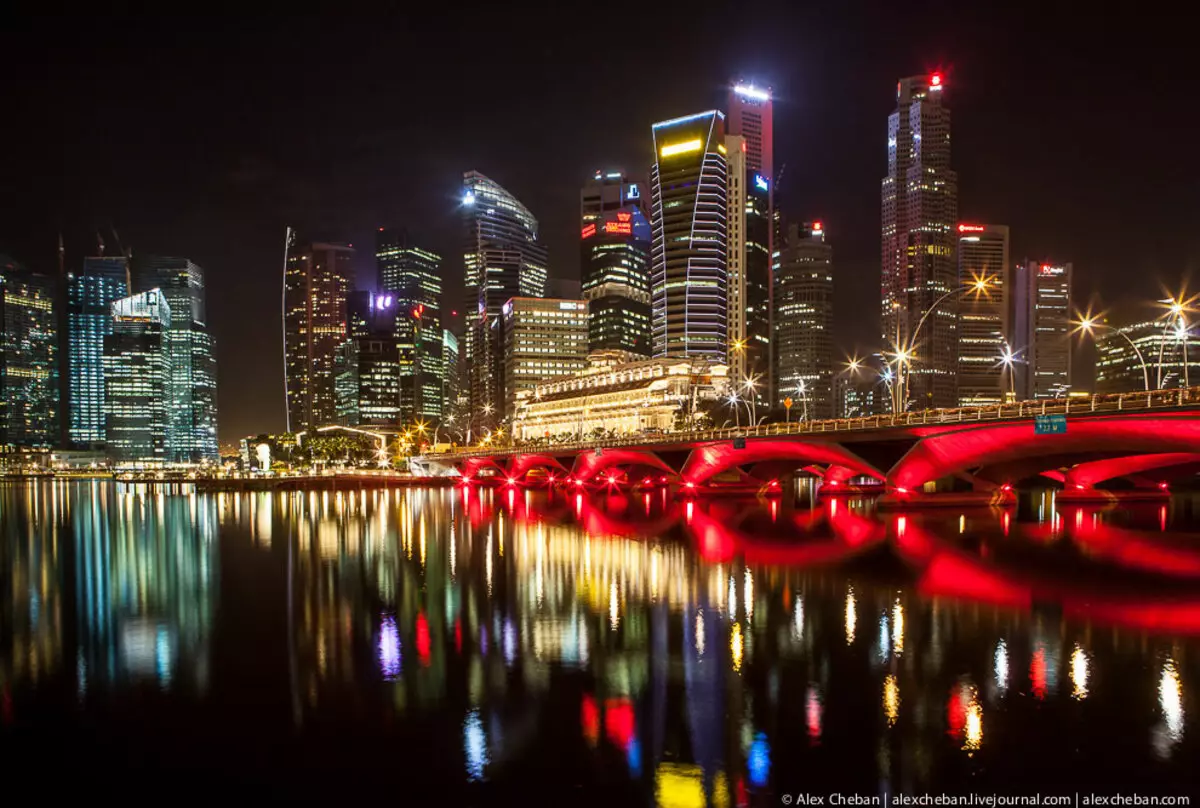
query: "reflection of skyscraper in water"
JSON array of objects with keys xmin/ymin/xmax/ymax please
[
  {"xmin": 73, "ymin": 484, "xmax": 217, "ymax": 693},
  {"xmin": 0, "ymin": 483, "xmax": 66, "ymax": 688}
]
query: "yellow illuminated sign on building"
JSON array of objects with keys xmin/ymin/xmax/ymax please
[{"xmin": 660, "ymin": 139, "xmax": 702, "ymax": 158}]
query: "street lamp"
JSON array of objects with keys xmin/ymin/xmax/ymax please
[
  {"xmin": 1073, "ymin": 310, "xmax": 1151, "ymax": 392},
  {"xmin": 795, "ymin": 380, "xmax": 809, "ymax": 422},
  {"xmin": 888, "ymin": 276, "xmax": 997, "ymax": 412},
  {"xmin": 997, "ymin": 343, "xmax": 1020, "ymax": 401}
]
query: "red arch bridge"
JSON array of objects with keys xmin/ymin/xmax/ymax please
[{"xmin": 411, "ymin": 388, "xmax": 1200, "ymax": 504}]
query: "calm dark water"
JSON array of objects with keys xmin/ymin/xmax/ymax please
[{"xmin": 1, "ymin": 481, "xmax": 1197, "ymax": 804}]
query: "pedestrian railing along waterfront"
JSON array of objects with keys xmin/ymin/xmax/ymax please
[{"xmin": 439, "ymin": 386, "xmax": 1200, "ymax": 461}]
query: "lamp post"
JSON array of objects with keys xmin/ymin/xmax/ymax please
[
  {"xmin": 997, "ymin": 343, "xmax": 1019, "ymax": 402},
  {"xmin": 1074, "ymin": 313, "xmax": 1151, "ymax": 392},
  {"xmin": 888, "ymin": 276, "xmax": 995, "ymax": 412}
]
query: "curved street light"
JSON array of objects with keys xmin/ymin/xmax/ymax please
[{"xmin": 1073, "ymin": 312, "xmax": 1150, "ymax": 392}]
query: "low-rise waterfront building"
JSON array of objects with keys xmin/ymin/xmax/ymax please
[{"xmin": 513, "ymin": 355, "xmax": 730, "ymax": 441}]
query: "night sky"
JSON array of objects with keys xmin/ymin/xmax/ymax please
[{"xmin": 2, "ymin": 6, "xmax": 1197, "ymax": 443}]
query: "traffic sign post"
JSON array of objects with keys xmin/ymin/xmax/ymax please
[{"xmin": 1034, "ymin": 414, "xmax": 1067, "ymax": 435}]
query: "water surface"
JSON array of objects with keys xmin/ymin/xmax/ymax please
[{"xmin": 1, "ymin": 482, "xmax": 1196, "ymax": 803}]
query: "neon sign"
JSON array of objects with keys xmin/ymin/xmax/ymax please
[
  {"xmin": 604, "ymin": 221, "xmax": 632, "ymax": 235},
  {"xmin": 660, "ymin": 139, "xmax": 702, "ymax": 158},
  {"xmin": 581, "ymin": 223, "xmax": 596, "ymax": 239},
  {"xmin": 958, "ymin": 224, "xmax": 985, "ymax": 233},
  {"xmin": 754, "ymin": 174, "xmax": 769, "ymax": 192},
  {"xmin": 625, "ymin": 183, "xmax": 640, "ymax": 200}
]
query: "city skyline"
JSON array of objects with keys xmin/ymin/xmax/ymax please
[{"xmin": 2, "ymin": 10, "xmax": 1198, "ymax": 441}]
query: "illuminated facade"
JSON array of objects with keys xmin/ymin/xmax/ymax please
[
  {"xmin": 336, "ymin": 291, "xmax": 404, "ymax": 426},
  {"xmin": 501, "ymin": 298, "xmax": 589, "ymax": 420},
  {"xmin": 284, "ymin": 239, "xmax": 353, "ymax": 432},
  {"xmin": 581, "ymin": 171, "xmax": 651, "ymax": 356},
  {"xmin": 442, "ymin": 329, "xmax": 459, "ymax": 415},
  {"xmin": 68, "ymin": 255, "xmax": 129, "ymax": 445},
  {"xmin": 1094, "ymin": 315, "xmax": 1200, "ymax": 393},
  {"xmin": 103, "ymin": 289, "xmax": 172, "ymax": 464},
  {"xmin": 881, "ymin": 74, "xmax": 959, "ymax": 409},
  {"xmin": 134, "ymin": 256, "xmax": 218, "ymax": 462},
  {"xmin": 650, "ymin": 110, "xmax": 728, "ymax": 359},
  {"xmin": 727, "ymin": 82, "xmax": 774, "ymax": 402},
  {"xmin": 956, "ymin": 225, "xmax": 1011, "ymax": 406},
  {"xmin": 462, "ymin": 171, "xmax": 548, "ymax": 426},
  {"xmin": 513, "ymin": 356, "xmax": 730, "ymax": 440},
  {"xmin": 377, "ymin": 229, "xmax": 444, "ymax": 420},
  {"xmin": 773, "ymin": 222, "xmax": 833, "ymax": 420},
  {"xmin": 0, "ymin": 255, "xmax": 59, "ymax": 448},
  {"xmin": 1014, "ymin": 261, "xmax": 1072, "ymax": 399}
]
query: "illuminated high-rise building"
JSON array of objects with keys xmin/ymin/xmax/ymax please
[
  {"xmin": 283, "ymin": 236, "xmax": 353, "ymax": 432},
  {"xmin": 725, "ymin": 133, "xmax": 772, "ymax": 402},
  {"xmin": 442, "ymin": 329, "xmax": 460, "ymax": 418},
  {"xmin": 773, "ymin": 222, "xmax": 833, "ymax": 420},
  {"xmin": 727, "ymin": 82, "xmax": 773, "ymax": 180},
  {"xmin": 881, "ymin": 73, "xmax": 959, "ymax": 410},
  {"xmin": 462, "ymin": 172, "xmax": 548, "ymax": 426},
  {"xmin": 955, "ymin": 225, "xmax": 1011, "ymax": 406},
  {"xmin": 376, "ymin": 229, "xmax": 444, "ymax": 421},
  {"xmin": 580, "ymin": 170, "xmax": 651, "ymax": 356},
  {"xmin": 68, "ymin": 255, "xmax": 129, "ymax": 445},
  {"xmin": 104, "ymin": 289, "xmax": 172, "ymax": 464},
  {"xmin": 500, "ymin": 298, "xmax": 589, "ymax": 420},
  {"xmin": 1014, "ymin": 261, "xmax": 1072, "ymax": 399},
  {"xmin": 134, "ymin": 256, "xmax": 218, "ymax": 462},
  {"xmin": 650, "ymin": 111, "xmax": 728, "ymax": 359},
  {"xmin": 0, "ymin": 255, "xmax": 59, "ymax": 448},
  {"xmin": 335, "ymin": 291, "xmax": 404, "ymax": 426},
  {"xmin": 728, "ymin": 82, "xmax": 775, "ymax": 398},
  {"xmin": 1095, "ymin": 313, "xmax": 1200, "ymax": 393}
]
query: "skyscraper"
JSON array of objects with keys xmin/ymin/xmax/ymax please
[
  {"xmin": 134, "ymin": 256, "xmax": 218, "ymax": 462},
  {"xmin": 376, "ymin": 229, "xmax": 444, "ymax": 421},
  {"xmin": 335, "ymin": 291, "xmax": 404, "ymax": 426},
  {"xmin": 728, "ymin": 81, "xmax": 775, "ymax": 401},
  {"xmin": 1014, "ymin": 261, "xmax": 1072, "ymax": 399},
  {"xmin": 68, "ymin": 255, "xmax": 129, "ymax": 445},
  {"xmin": 0, "ymin": 256, "xmax": 59, "ymax": 448},
  {"xmin": 881, "ymin": 73, "xmax": 959, "ymax": 410},
  {"xmin": 442, "ymin": 329, "xmax": 460, "ymax": 420},
  {"xmin": 500, "ymin": 298, "xmax": 589, "ymax": 420},
  {"xmin": 650, "ymin": 110, "xmax": 728, "ymax": 359},
  {"xmin": 104, "ymin": 289, "xmax": 172, "ymax": 464},
  {"xmin": 283, "ymin": 238, "xmax": 353, "ymax": 432},
  {"xmin": 725, "ymin": 134, "xmax": 772, "ymax": 402},
  {"xmin": 462, "ymin": 171, "xmax": 548, "ymax": 426},
  {"xmin": 580, "ymin": 171, "xmax": 652, "ymax": 356},
  {"xmin": 727, "ymin": 82, "xmax": 773, "ymax": 180},
  {"xmin": 956, "ymin": 224, "xmax": 1011, "ymax": 406},
  {"xmin": 773, "ymin": 222, "xmax": 834, "ymax": 420},
  {"xmin": 1095, "ymin": 313, "xmax": 1200, "ymax": 393}
]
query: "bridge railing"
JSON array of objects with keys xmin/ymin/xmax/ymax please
[{"xmin": 438, "ymin": 386, "xmax": 1199, "ymax": 460}]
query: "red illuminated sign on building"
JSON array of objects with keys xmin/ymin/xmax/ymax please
[
  {"xmin": 603, "ymin": 211, "xmax": 633, "ymax": 235},
  {"xmin": 958, "ymin": 224, "xmax": 985, "ymax": 233},
  {"xmin": 581, "ymin": 223, "xmax": 596, "ymax": 239}
]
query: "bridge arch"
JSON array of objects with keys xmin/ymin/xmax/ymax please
[
  {"xmin": 1060, "ymin": 452, "xmax": 1200, "ymax": 489},
  {"xmin": 506, "ymin": 453, "xmax": 571, "ymax": 481},
  {"xmin": 571, "ymin": 449, "xmax": 678, "ymax": 484},
  {"xmin": 460, "ymin": 456, "xmax": 504, "ymax": 480},
  {"xmin": 887, "ymin": 415, "xmax": 1200, "ymax": 491},
  {"xmin": 679, "ymin": 439, "xmax": 883, "ymax": 487}
]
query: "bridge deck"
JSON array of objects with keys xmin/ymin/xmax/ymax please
[{"xmin": 431, "ymin": 387, "xmax": 1200, "ymax": 462}]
